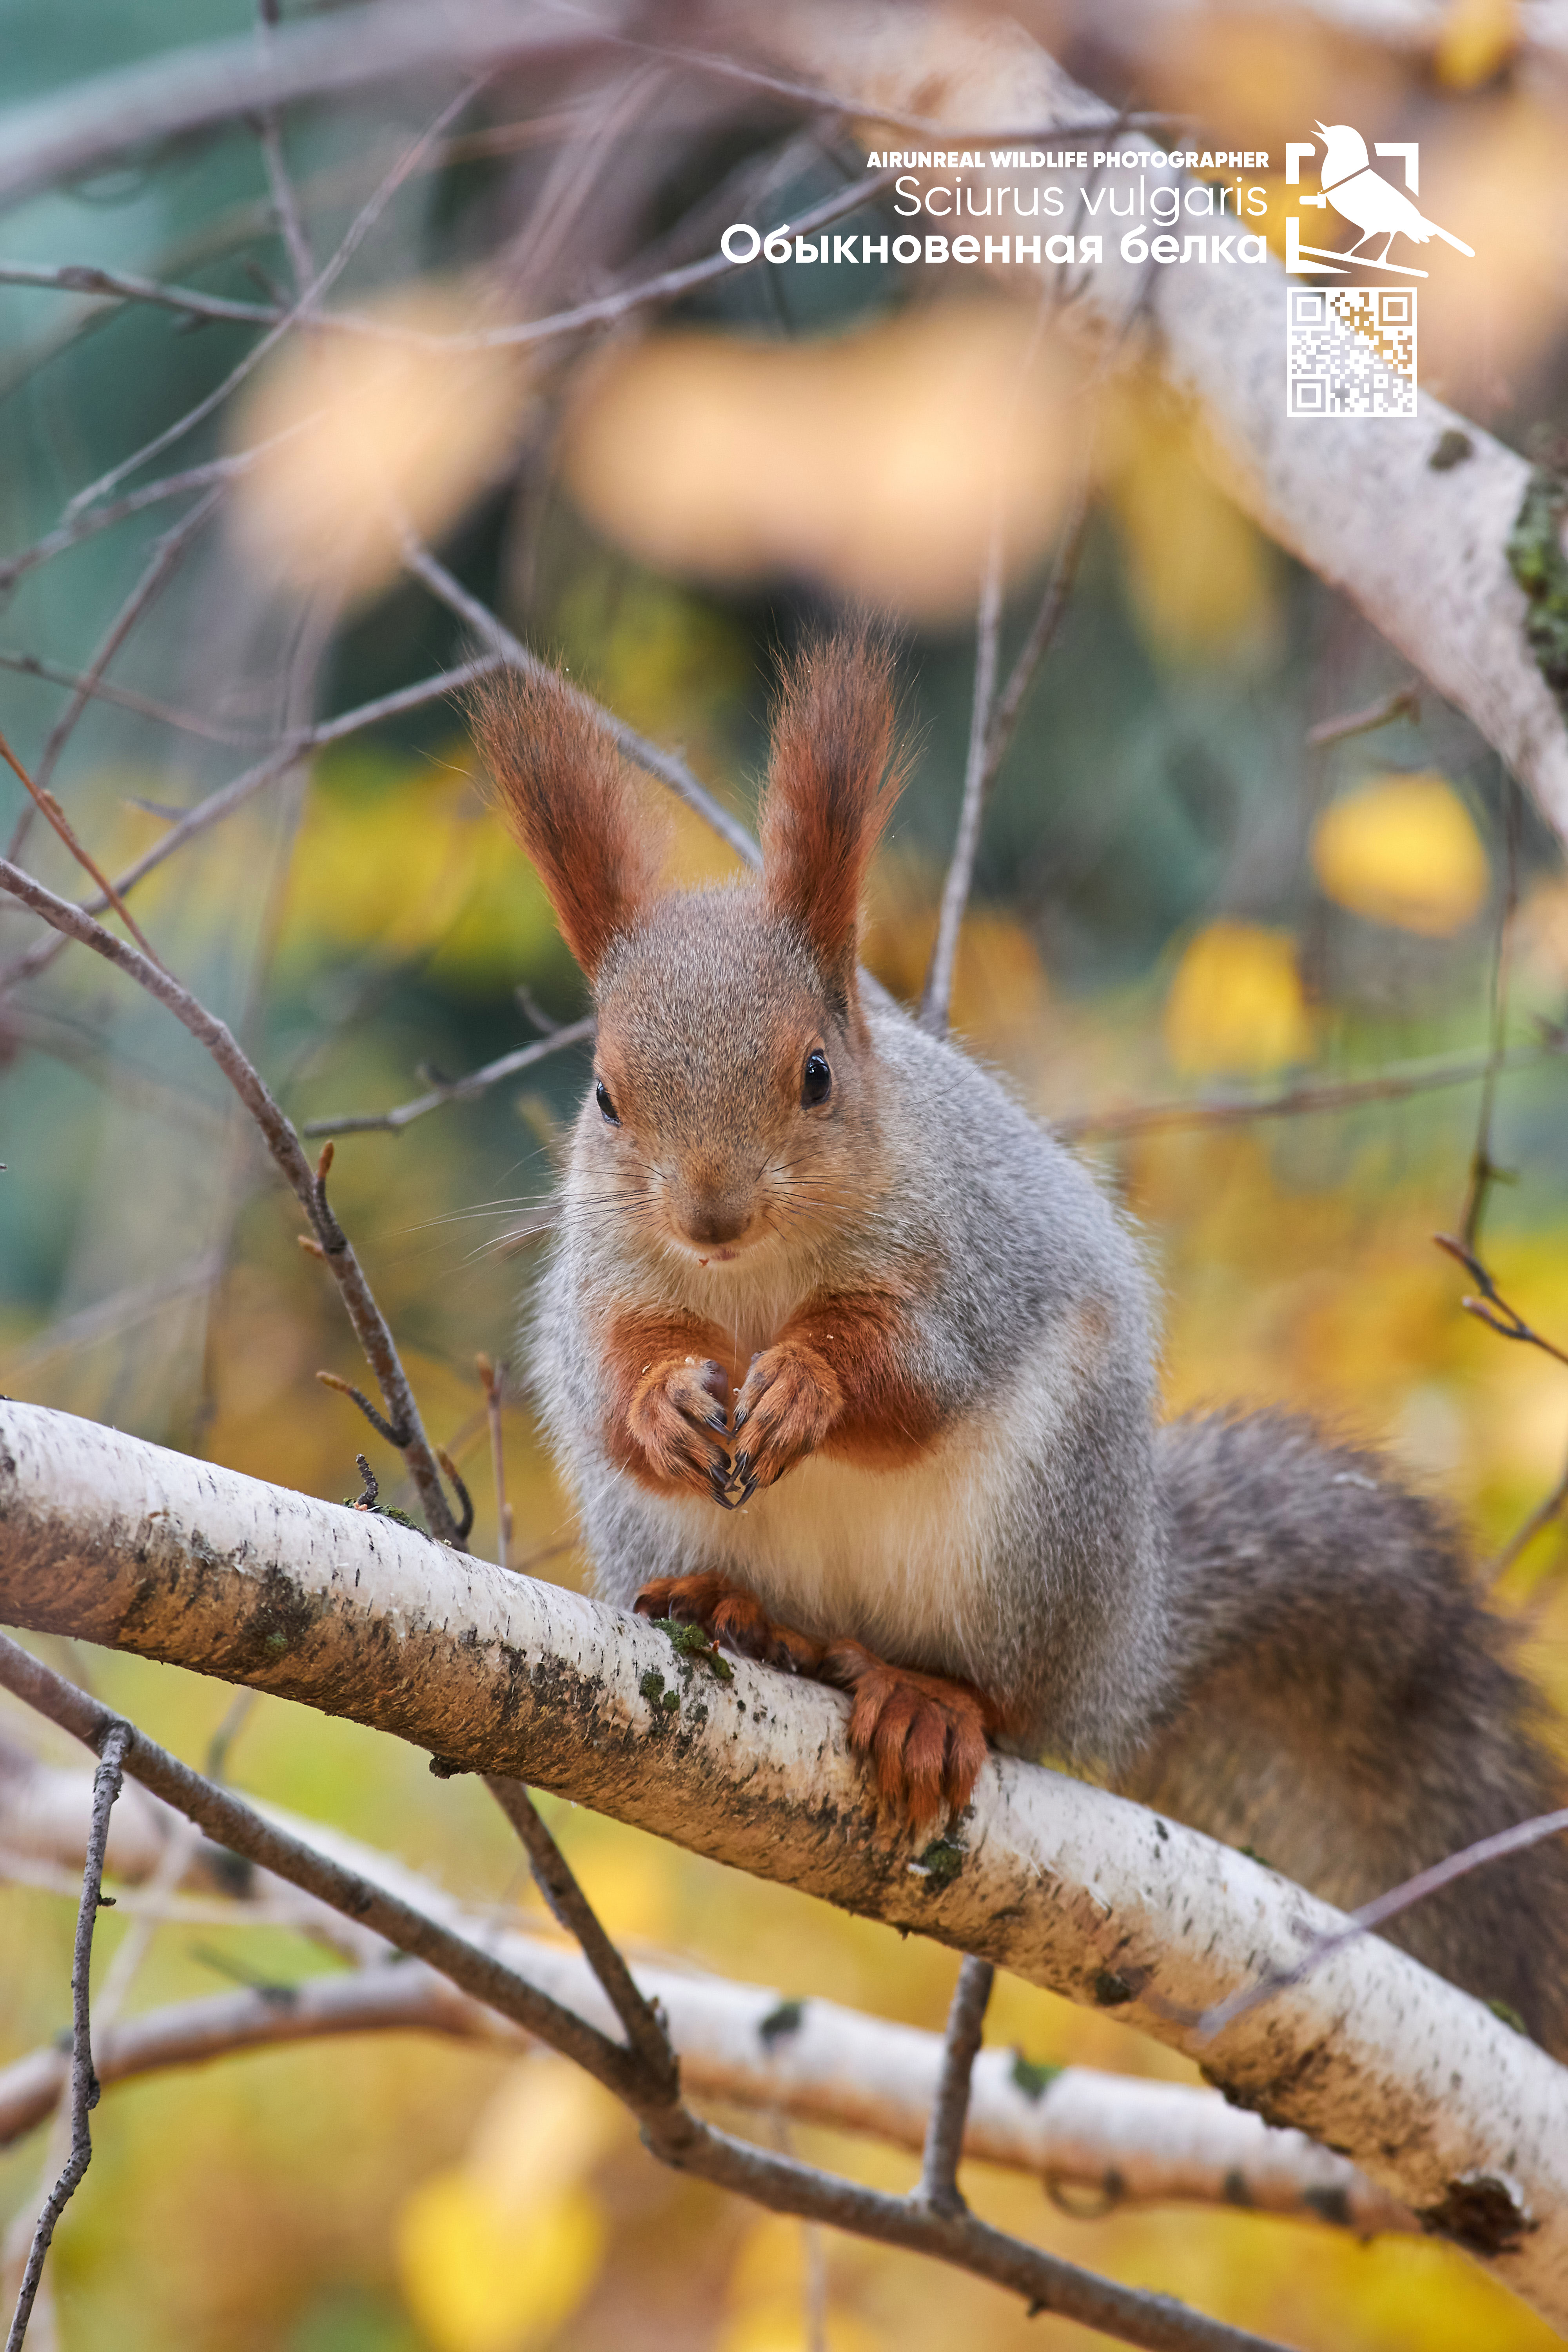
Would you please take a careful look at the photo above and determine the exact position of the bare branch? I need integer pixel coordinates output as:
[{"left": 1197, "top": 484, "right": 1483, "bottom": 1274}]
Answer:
[
  {"left": 4, "top": 1723, "right": 126, "bottom": 2352},
  {"left": 398, "top": 532, "right": 761, "bottom": 867},
  {"left": 62, "top": 78, "right": 485, "bottom": 524},
  {"left": 0, "top": 730, "right": 163, "bottom": 965},
  {"left": 1457, "top": 773, "right": 1522, "bottom": 1254},
  {"left": 919, "top": 528, "right": 1003, "bottom": 1033},
  {"left": 0, "top": 1637, "right": 1292, "bottom": 2352},
  {"left": 485, "top": 1778, "right": 678, "bottom": 2092},
  {"left": 1434, "top": 1234, "right": 1568, "bottom": 1372},
  {"left": 0, "top": 860, "right": 458, "bottom": 1541},
  {"left": 1200, "top": 1804, "right": 1568, "bottom": 2043},
  {"left": 477, "top": 1354, "right": 513, "bottom": 1568},
  {"left": 1056, "top": 1040, "right": 1559, "bottom": 1143},
  {"left": 1305, "top": 686, "right": 1420, "bottom": 748},
  {"left": 0, "top": 1832, "right": 1414, "bottom": 2238},
  {"left": 301, "top": 1014, "right": 594, "bottom": 1136},
  {"left": 982, "top": 483, "right": 1093, "bottom": 785},
  {"left": 600, "top": 39, "right": 1170, "bottom": 142},
  {"left": 918, "top": 1955, "right": 994, "bottom": 2216},
  {"left": 0, "top": 452, "right": 274, "bottom": 595},
  {"left": 0, "top": 258, "right": 282, "bottom": 330},
  {"left": 0, "top": 1635, "right": 648, "bottom": 2101},
  {"left": 919, "top": 480, "right": 1091, "bottom": 1034},
  {"left": 0, "top": 649, "right": 265, "bottom": 746},
  {"left": 1, "top": 1403, "right": 1562, "bottom": 2331},
  {"left": 0, "top": 8, "right": 602, "bottom": 209},
  {"left": 252, "top": 0, "right": 315, "bottom": 297},
  {"left": 5, "top": 485, "right": 225, "bottom": 863},
  {"left": 0, "top": 652, "right": 508, "bottom": 998},
  {"left": 1488, "top": 1446, "right": 1568, "bottom": 1586}
]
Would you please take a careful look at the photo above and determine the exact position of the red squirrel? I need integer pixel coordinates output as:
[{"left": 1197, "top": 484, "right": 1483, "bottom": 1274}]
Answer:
[{"left": 472, "top": 630, "right": 1568, "bottom": 2053}]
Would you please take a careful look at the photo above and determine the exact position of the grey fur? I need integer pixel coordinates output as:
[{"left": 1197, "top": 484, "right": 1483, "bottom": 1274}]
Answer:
[{"left": 530, "top": 884, "right": 1568, "bottom": 2053}]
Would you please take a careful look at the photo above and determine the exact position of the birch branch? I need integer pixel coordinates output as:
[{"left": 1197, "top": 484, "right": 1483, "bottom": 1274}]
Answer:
[
  {"left": 0, "top": 4, "right": 606, "bottom": 210},
  {"left": 0, "top": 1641, "right": 1289, "bottom": 2352},
  {"left": 0, "top": 1401, "right": 1562, "bottom": 2323},
  {"left": 0, "top": 1730, "right": 1408, "bottom": 2230},
  {"left": 759, "top": 3, "right": 1568, "bottom": 850}
]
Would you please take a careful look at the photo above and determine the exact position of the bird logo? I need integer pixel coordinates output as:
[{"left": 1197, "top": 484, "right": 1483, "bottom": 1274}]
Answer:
[{"left": 1286, "top": 127, "right": 1474, "bottom": 277}]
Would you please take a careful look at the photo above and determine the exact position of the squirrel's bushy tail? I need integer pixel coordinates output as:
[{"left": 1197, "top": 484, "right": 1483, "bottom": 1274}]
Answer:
[{"left": 1117, "top": 1411, "right": 1568, "bottom": 2054}]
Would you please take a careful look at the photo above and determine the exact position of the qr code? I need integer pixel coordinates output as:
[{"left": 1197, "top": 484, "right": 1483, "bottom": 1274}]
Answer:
[{"left": 1286, "top": 288, "right": 1416, "bottom": 418}]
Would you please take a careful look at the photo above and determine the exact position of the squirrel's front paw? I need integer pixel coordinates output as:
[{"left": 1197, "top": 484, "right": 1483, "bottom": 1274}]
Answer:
[
  {"left": 624, "top": 1356, "right": 733, "bottom": 1501},
  {"left": 730, "top": 1341, "right": 839, "bottom": 1498}
]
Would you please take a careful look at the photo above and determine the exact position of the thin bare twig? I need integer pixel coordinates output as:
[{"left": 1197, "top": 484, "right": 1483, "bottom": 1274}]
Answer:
[
  {"left": 0, "top": 730, "right": 162, "bottom": 964},
  {"left": 0, "top": 652, "right": 508, "bottom": 998},
  {"left": 1198, "top": 1804, "right": 1568, "bottom": 2043},
  {"left": 1304, "top": 685, "right": 1419, "bottom": 748},
  {"left": 983, "top": 483, "right": 1093, "bottom": 782},
  {"left": 302, "top": 1013, "right": 595, "bottom": 1137},
  {"left": 919, "top": 482, "right": 1091, "bottom": 1032},
  {"left": 0, "top": 7, "right": 598, "bottom": 209},
  {"left": 917, "top": 1955, "right": 994, "bottom": 2217},
  {"left": 920, "top": 528, "right": 1004, "bottom": 1032},
  {"left": 4, "top": 1722, "right": 127, "bottom": 2352},
  {"left": 603, "top": 40, "right": 1167, "bottom": 142},
  {"left": 63, "top": 79, "right": 486, "bottom": 525},
  {"left": 477, "top": 1354, "right": 513, "bottom": 1568},
  {"left": 1457, "top": 771, "right": 1522, "bottom": 1254},
  {"left": 4, "top": 486, "right": 223, "bottom": 868},
  {"left": 398, "top": 532, "right": 761, "bottom": 867},
  {"left": 485, "top": 1780, "right": 678, "bottom": 2092},
  {"left": 253, "top": 0, "right": 315, "bottom": 296},
  {"left": 0, "top": 649, "right": 265, "bottom": 747},
  {"left": 0, "top": 259, "right": 282, "bottom": 330},
  {"left": 0, "top": 1638, "right": 1290, "bottom": 2352},
  {"left": 1434, "top": 1234, "right": 1568, "bottom": 1372},
  {"left": 0, "top": 857, "right": 459, "bottom": 1541},
  {"left": 1488, "top": 1447, "right": 1568, "bottom": 1585},
  {"left": 0, "top": 448, "right": 283, "bottom": 595},
  {"left": 1056, "top": 1039, "right": 1558, "bottom": 1142}
]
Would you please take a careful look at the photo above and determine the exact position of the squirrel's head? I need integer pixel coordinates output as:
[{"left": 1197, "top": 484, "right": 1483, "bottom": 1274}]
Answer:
[{"left": 472, "top": 630, "right": 902, "bottom": 1272}]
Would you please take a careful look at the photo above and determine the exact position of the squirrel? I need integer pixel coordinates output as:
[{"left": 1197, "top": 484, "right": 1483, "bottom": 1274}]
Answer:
[{"left": 472, "top": 628, "right": 1568, "bottom": 2054}]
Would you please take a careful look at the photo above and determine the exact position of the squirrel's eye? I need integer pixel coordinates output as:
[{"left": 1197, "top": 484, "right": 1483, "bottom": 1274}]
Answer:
[
  {"left": 801, "top": 1050, "right": 832, "bottom": 1108},
  {"left": 595, "top": 1079, "right": 619, "bottom": 1125}
]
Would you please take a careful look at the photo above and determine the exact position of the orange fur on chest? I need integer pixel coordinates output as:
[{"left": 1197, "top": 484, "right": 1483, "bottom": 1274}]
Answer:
[{"left": 790, "top": 1292, "right": 947, "bottom": 1469}]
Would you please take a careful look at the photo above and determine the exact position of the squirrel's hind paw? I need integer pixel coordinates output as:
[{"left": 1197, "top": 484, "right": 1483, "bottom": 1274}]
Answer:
[
  {"left": 634, "top": 1571, "right": 825, "bottom": 1676},
  {"left": 824, "top": 1640, "right": 992, "bottom": 1835}
]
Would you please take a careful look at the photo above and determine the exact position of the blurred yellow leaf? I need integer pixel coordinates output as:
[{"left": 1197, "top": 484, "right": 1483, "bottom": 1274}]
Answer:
[
  {"left": 397, "top": 2177, "right": 604, "bottom": 2352},
  {"left": 396, "top": 2060, "right": 618, "bottom": 2352},
  {"left": 232, "top": 281, "right": 525, "bottom": 602},
  {"left": 279, "top": 754, "right": 561, "bottom": 988},
  {"left": 1312, "top": 771, "right": 1488, "bottom": 936},
  {"left": 720, "top": 2216, "right": 882, "bottom": 2352},
  {"left": 1416, "top": 101, "right": 1566, "bottom": 396},
  {"left": 1435, "top": 0, "right": 1517, "bottom": 88},
  {"left": 561, "top": 306, "right": 1082, "bottom": 623},
  {"left": 1101, "top": 390, "right": 1278, "bottom": 665},
  {"left": 1162, "top": 921, "right": 1311, "bottom": 1077}
]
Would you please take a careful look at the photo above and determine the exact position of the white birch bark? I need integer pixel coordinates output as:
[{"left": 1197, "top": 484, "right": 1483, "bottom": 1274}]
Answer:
[{"left": 0, "top": 1401, "right": 1563, "bottom": 2323}]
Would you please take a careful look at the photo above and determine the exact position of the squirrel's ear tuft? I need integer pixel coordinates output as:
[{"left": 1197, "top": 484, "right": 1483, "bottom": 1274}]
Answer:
[
  {"left": 469, "top": 666, "right": 662, "bottom": 983},
  {"left": 760, "top": 628, "right": 902, "bottom": 995}
]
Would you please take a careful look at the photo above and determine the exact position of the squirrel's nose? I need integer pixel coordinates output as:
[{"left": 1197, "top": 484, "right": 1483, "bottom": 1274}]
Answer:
[{"left": 679, "top": 1196, "right": 751, "bottom": 1247}]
